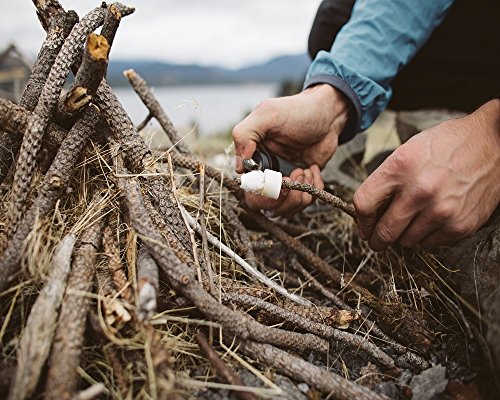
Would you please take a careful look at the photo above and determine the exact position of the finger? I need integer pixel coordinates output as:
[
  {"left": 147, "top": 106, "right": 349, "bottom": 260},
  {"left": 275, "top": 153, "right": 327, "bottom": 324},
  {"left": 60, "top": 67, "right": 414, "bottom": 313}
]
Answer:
[
  {"left": 368, "top": 193, "right": 418, "bottom": 252},
  {"left": 245, "top": 187, "right": 288, "bottom": 211},
  {"left": 419, "top": 228, "right": 455, "bottom": 249},
  {"left": 232, "top": 102, "right": 277, "bottom": 173},
  {"left": 310, "top": 164, "right": 324, "bottom": 191},
  {"left": 353, "top": 170, "right": 396, "bottom": 241},
  {"left": 273, "top": 171, "right": 306, "bottom": 217},
  {"left": 398, "top": 212, "right": 441, "bottom": 248}
]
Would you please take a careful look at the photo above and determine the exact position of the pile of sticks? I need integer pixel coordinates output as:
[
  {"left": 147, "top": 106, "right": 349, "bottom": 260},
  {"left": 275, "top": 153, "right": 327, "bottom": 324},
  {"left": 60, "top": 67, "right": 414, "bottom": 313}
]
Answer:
[{"left": 0, "top": 2, "right": 478, "bottom": 400}]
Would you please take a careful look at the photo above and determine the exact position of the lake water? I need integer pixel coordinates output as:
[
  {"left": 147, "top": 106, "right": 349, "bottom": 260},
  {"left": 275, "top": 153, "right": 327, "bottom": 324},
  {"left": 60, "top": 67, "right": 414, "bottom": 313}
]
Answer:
[{"left": 112, "top": 83, "right": 278, "bottom": 137}]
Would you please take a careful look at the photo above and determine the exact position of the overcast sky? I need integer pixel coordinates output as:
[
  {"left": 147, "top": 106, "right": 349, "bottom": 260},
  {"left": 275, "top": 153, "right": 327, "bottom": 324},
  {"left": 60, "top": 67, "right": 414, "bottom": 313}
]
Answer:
[{"left": 1, "top": 0, "right": 322, "bottom": 68}]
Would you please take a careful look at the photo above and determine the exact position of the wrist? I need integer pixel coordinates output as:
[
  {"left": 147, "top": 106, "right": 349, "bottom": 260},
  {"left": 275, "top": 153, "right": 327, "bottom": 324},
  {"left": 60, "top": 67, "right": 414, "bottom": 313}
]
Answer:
[{"left": 304, "top": 84, "right": 349, "bottom": 136}]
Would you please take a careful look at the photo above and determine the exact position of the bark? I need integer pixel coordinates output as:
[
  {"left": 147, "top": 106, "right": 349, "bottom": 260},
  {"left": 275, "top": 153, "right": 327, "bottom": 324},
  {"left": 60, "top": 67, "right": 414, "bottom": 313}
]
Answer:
[
  {"left": 124, "top": 69, "right": 191, "bottom": 154},
  {"left": 222, "top": 293, "right": 395, "bottom": 369},
  {"left": 0, "top": 10, "right": 78, "bottom": 184},
  {"left": 8, "top": 235, "right": 76, "bottom": 400},
  {"left": 119, "top": 175, "right": 329, "bottom": 355},
  {"left": 240, "top": 341, "right": 388, "bottom": 400},
  {"left": 45, "top": 212, "right": 105, "bottom": 400},
  {"left": 6, "top": 6, "right": 108, "bottom": 238},
  {"left": 0, "top": 106, "right": 99, "bottom": 292}
]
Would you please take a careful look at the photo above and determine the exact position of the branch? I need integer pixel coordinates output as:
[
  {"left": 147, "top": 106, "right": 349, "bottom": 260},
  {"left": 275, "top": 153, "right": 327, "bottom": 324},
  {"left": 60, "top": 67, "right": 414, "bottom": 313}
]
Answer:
[
  {"left": 239, "top": 341, "right": 388, "bottom": 400},
  {"left": 124, "top": 69, "right": 191, "bottom": 154},
  {"left": 118, "top": 174, "right": 328, "bottom": 355},
  {"left": 8, "top": 235, "right": 76, "bottom": 400},
  {"left": 6, "top": 6, "right": 109, "bottom": 239},
  {"left": 45, "top": 202, "right": 106, "bottom": 399},
  {"left": 0, "top": 106, "right": 100, "bottom": 292}
]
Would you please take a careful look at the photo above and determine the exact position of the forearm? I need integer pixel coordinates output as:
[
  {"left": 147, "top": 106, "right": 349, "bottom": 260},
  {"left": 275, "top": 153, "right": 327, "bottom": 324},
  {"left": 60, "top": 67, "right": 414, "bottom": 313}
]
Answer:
[{"left": 305, "top": 0, "right": 455, "bottom": 142}]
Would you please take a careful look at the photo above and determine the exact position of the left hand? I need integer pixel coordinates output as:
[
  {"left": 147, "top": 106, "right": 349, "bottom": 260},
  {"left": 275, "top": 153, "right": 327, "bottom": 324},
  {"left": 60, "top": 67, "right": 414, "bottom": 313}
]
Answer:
[{"left": 353, "top": 99, "right": 500, "bottom": 251}]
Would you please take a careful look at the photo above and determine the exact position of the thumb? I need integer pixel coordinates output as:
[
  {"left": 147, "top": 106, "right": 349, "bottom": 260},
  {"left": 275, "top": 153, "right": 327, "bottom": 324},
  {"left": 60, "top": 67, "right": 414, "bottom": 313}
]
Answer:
[{"left": 232, "top": 100, "right": 280, "bottom": 173}]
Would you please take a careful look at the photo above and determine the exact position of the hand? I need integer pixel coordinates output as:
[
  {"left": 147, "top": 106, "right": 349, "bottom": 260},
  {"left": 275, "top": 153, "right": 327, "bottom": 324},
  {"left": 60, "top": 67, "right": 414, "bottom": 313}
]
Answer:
[
  {"left": 354, "top": 99, "right": 500, "bottom": 251},
  {"left": 233, "top": 84, "right": 349, "bottom": 215},
  {"left": 245, "top": 165, "right": 324, "bottom": 217}
]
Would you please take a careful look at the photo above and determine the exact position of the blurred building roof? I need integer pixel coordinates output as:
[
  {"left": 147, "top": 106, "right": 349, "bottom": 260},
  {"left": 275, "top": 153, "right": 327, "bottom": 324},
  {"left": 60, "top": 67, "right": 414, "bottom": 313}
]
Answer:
[{"left": 0, "top": 44, "right": 31, "bottom": 102}]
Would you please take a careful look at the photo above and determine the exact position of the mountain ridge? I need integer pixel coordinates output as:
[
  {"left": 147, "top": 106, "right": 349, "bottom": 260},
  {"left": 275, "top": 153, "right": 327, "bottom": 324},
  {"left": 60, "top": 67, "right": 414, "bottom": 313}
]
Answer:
[{"left": 106, "top": 53, "right": 310, "bottom": 87}]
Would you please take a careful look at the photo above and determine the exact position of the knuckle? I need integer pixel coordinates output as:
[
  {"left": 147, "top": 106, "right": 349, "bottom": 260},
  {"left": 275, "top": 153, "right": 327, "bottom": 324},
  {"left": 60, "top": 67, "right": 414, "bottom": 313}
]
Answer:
[
  {"left": 449, "top": 222, "right": 472, "bottom": 238},
  {"left": 387, "top": 146, "right": 414, "bottom": 170},
  {"left": 374, "top": 223, "right": 394, "bottom": 244},
  {"left": 432, "top": 205, "right": 453, "bottom": 221},
  {"left": 412, "top": 181, "right": 434, "bottom": 201},
  {"left": 353, "top": 190, "right": 368, "bottom": 217},
  {"left": 232, "top": 124, "right": 243, "bottom": 141}
]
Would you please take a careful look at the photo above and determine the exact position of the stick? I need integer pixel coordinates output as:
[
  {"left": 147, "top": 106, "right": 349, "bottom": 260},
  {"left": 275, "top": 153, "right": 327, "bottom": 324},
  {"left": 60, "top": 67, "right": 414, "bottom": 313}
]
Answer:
[
  {"left": 57, "top": 33, "right": 109, "bottom": 119},
  {"left": 280, "top": 180, "right": 356, "bottom": 219},
  {"left": 0, "top": 10, "right": 78, "bottom": 184},
  {"left": 180, "top": 206, "right": 312, "bottom": 307},
  {"left": 222, "top": 293, "right": 395, "bottom": 369},
  {"left": 6, "top": 5, "right": 109, "bottom": 239},
  {"left": 45, "top": 204, "right": 106, "bottom": 399},
  {"left": 8, "top": 235, "right": 76, "bottom": 400},
  {"left": 0, "top": 105, "right": 100, "bottom": 292},
  {"left": 118, "top": 175, "right": 328, "bottom": 354},
  {"left": 124, "top": 69, "right": 190, "bottom": 154},
  {"left": 198, "top": 163, "right": 217, "bottom": 296},
  {"left": 239, "top": 341, "right": 388, "bottom": 400},
  {"left": 102, "top": 224, "right": 133, "bottom": 303}
]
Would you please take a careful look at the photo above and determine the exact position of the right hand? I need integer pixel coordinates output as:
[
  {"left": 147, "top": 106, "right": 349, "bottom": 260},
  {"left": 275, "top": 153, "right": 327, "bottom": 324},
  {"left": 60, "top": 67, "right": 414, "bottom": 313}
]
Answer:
[{"left": 232, "top": 84, "right": 350, "bottom": 216}]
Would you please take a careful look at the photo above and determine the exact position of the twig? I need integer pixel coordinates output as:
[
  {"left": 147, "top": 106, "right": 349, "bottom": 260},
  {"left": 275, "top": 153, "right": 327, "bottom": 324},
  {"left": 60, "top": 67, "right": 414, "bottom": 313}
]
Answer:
[
  {"left": 280, "top": 180, "right": 356, "bottom": 219},
  {"left": 45, "top": 203, "right": 106, "bottom": 399},
  {"left": 239, "top": 341, "right": 388, "bottom": 400},
  {"left": 118, "top": 175, "right": 328, "bottom": 354},
  {"left": 124, "top": 69, "right": 190, "bottom": 154},
  {"left": 96, "top": 262, "right": 131, "bottom": 332},
  {"left": 169, "top": 151, "right": 240, "bottom": 194},
  {"left": 136, "top": 112, "right": 153, "bottom": 131},
  {"left": 103, "top": 224, "right": 133, "bottom": 303},
  {"left": 195, "top": 332, "right": 256, "bottom": 400},
  {"left": 222, "top": 293, "right": 395, "bottom": 369},
  {"left": 96, "top": 81, "right": 194, "bottom": 256},
  {"left": 0, "top": 106, "right": 100, "bottom": 292},
  {"left": 0, "top": 98, "right": 67, "bottom": 157},
  {"left": 57, "top": 33, "right": 109, "bottom": 119},
  {"left": 8, "top": 235, "right": 76, "bottom": 400},
  {"left": 100, "top": 3, "right": 122, "bottom": 48},
  {"left": 0, "top": 10, "right": 78, "bottom": 184},
  {"left": 179, "top": 206, "right": 312, "bottom": 307},
  {"left": 6, "top": 5, "right": 109, "bottom": 238},
  {"left": 288, "top": 258, "right": 426, "bottom": 365},
  {"left": 198, "top": 163, "right": 217, "bottom": 296}
]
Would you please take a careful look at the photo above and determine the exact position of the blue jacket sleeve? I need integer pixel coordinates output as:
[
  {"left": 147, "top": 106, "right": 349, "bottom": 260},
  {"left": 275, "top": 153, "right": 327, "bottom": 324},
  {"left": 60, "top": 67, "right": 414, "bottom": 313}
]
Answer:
[{"left": 304, "top": 0, "right": 455, "bottom": 143}]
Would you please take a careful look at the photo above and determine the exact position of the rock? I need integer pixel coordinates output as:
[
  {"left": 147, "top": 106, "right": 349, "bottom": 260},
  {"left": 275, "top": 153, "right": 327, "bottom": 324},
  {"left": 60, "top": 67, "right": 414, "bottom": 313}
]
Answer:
[
  {"left": 410, "top": 365, "right": 448, "bottom": 400},
  {"left": 439, "top": 208, "right": 500, "bottom": 378}
]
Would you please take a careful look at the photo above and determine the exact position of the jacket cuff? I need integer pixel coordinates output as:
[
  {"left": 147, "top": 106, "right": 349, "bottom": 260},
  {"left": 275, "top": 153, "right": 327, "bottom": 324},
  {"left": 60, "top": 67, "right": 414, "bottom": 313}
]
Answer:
[{"left": 304, "top": 74, "right": 362, "bottom": 145}]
